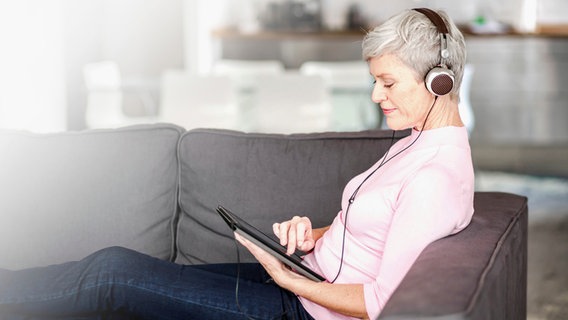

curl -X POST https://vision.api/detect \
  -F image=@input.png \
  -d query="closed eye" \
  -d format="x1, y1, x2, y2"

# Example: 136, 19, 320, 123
372, 78, 394, 88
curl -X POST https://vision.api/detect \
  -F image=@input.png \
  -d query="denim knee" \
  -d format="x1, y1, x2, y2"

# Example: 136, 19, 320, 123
85, 246, 144, 274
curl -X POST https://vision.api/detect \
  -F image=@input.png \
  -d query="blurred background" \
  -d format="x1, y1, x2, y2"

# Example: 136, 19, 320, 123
0, 0, 567, 318
0, 0, 567, 175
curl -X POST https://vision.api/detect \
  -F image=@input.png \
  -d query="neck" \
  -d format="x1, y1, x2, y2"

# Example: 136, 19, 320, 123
416, 96, 464, 131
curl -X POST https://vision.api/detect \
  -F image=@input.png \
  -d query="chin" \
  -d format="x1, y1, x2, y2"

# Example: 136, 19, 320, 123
385, 120, 408, 131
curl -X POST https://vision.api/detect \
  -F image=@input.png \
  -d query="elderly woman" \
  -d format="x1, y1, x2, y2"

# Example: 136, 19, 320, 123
0, 8, 473, 320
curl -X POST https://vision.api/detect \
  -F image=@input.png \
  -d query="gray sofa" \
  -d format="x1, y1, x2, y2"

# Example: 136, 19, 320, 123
0, 123, 527, 319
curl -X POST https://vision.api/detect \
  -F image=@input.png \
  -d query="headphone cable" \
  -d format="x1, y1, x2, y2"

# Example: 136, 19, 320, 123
330, 96, 438, 283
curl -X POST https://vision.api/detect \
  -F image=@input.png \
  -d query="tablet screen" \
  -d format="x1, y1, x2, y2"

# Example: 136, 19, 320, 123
217, 205, 326, 282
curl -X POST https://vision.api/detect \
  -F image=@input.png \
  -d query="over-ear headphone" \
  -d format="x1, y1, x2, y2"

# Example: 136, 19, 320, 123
413, 8, 454, 96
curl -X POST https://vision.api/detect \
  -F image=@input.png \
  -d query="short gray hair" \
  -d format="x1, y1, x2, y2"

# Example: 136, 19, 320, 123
362, 9, 466, 99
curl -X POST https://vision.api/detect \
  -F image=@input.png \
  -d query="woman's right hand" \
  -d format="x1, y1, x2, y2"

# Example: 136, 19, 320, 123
273, 216, 315, 255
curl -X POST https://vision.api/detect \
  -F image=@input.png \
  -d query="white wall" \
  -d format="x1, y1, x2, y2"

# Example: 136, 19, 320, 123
538, 0, 568, 24
183, 0, 239, 74
64, 0, 184, 129
0, 0, 67, 133
0, 0, 184, 132
100, 0, 184, 77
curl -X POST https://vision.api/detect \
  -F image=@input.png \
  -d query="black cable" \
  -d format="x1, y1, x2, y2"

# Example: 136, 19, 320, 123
232, 96, 438, 314
233, 238, 294, 320
233, 238, 258, 320
330, 97, 438, 283
330, 131, 394, 284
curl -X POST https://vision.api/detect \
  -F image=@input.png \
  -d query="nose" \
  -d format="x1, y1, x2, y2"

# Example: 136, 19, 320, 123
371, 84, 387, 104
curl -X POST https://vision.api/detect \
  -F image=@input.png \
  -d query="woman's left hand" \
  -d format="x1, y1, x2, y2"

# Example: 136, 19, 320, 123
235, 232, 368, 318
234, 232, 308, 288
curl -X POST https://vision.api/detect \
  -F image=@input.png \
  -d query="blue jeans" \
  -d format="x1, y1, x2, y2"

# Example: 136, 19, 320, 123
0, 246, 315, 320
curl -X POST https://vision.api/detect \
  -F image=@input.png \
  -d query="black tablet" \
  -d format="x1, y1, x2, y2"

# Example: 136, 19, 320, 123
216, 205, 326, 282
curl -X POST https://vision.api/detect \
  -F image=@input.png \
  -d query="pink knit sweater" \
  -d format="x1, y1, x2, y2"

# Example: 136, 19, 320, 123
300, 126, 475, 319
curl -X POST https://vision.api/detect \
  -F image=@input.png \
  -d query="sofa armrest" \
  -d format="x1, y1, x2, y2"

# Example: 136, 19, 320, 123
378, 192, 528, 320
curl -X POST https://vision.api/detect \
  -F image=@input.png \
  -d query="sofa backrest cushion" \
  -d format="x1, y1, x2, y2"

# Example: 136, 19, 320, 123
0, 124, 183, 269
176, 128, 409, 264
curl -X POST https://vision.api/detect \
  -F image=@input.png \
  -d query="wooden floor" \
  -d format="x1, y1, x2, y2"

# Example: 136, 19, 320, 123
475, 171, 568, 319
527, 215, 568, 320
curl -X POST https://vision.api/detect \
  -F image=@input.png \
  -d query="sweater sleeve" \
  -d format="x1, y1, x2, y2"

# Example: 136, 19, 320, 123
363, 162, 473, 319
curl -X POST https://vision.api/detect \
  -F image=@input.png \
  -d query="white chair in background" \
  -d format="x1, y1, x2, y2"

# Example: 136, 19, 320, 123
83, 61, 123, 128
159, 70, 240, 130
212, 59, 286, 130
299, 61, 378, 131
299, 61, 371, 89
83, 61, 156, 129
251, 73, 333, 134
212, 59, 285, 90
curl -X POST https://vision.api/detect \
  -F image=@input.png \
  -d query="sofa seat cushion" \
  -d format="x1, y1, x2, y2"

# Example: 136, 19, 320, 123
176, 128, 408, 265
0, 124, 183, 269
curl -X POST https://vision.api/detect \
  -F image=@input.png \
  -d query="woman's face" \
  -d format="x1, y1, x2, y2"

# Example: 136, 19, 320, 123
369, 54, 434, 130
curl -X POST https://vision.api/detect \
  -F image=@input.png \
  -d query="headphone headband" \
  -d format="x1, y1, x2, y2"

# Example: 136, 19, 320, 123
412, 8, 448, 34
412, 8, 455, 96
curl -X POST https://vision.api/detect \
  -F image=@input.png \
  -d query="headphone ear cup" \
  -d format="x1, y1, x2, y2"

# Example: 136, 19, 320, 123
425, 67, 455, 96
